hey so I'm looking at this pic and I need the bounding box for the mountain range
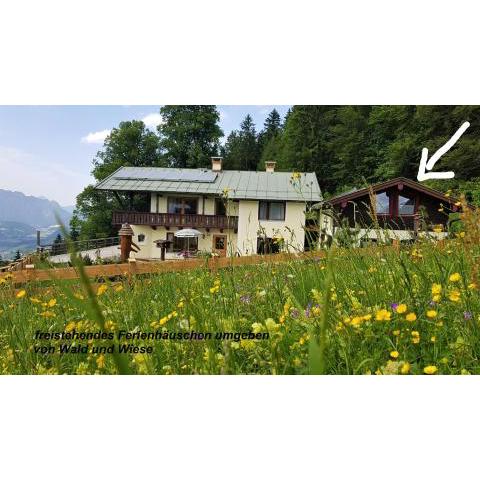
[0,190,73,259]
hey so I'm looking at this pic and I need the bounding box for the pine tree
[14,250,21,261]
[223,114,260,170]
[258,109,282,150]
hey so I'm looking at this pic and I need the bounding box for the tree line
[72,105,480,239]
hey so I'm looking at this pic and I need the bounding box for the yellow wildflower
[449,272,461,283]
[48,298,57,308]
[251,322,263,334]
[396,304,407,314]
[265,318,279,332]
[426,310,437,318]
[96,284,108,296]
[448,290,461,302]
[411,331,420,344]
[405,312,417,322]
[65,321,76,333]
[16,290,26,299]
[375,309,391,321]
[96,354,105,369]
[423,365,438,375]
[393,330,400,336]
[432,294,442,302]
[114,284,123,292]
[390,350,399,359]
[104,320,116,331]
[400,362,411,374]
[430,336,436,343]
[431,283,442,295]
[433,225,443,233]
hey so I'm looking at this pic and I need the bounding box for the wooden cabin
[316,177,465,246]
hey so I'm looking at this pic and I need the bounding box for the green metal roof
[95,167,322,202]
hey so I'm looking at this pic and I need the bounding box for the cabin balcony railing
[375,214,420,231]
[112,211,238,230]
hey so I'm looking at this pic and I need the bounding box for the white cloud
[141,112,164,129]
[81,129,111,144]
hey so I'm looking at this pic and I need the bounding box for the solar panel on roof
[114,169,218,183]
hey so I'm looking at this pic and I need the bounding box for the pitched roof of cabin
[95,167,322,202]
[322,177,462,206]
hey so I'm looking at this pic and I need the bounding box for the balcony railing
[112,211,238,230]
[375,214,420,231]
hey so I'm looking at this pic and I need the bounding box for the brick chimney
[265,161,276,173]
[211,157,223,172]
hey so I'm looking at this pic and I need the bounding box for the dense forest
[73,105,480,238]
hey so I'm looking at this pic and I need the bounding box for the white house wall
[136,195,306,258]
[236,201,306,255]
[130,225,238,259]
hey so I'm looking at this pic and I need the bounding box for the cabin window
[376,192,390,214]
[167,197,198,215]
[137,234,145,243]
[398,194,415,215]
[259,201,286,221]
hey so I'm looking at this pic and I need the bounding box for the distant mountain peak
[0,189,72,228]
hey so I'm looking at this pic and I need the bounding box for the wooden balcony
[112,211,238,230]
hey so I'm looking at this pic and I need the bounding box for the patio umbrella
[174,228,202,256]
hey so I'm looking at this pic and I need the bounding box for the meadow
[1,222,479,375]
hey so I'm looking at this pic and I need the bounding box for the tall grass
[1,228,479,374]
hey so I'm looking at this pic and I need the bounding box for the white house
[95,158,322,259]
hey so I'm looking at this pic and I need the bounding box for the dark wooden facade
[327,178,462,231]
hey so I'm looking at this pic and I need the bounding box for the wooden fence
[0,251,328,285]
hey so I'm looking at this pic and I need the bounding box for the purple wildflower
[240,294,251,305]
[464,311,473,320]
[391,303,398,311]
[305,302,312,318]
[291,308,300,319]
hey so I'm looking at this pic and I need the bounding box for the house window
[398,194,415,215]
[258,201,286,221]
[137,234,145,243]
[167,197,198,215]
[165,231,198,252]
[214,236,226,250]
[376,192,390,214]
[215,198,226,216]
[257,237,281,254]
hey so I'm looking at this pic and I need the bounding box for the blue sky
[0,105,290,205]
